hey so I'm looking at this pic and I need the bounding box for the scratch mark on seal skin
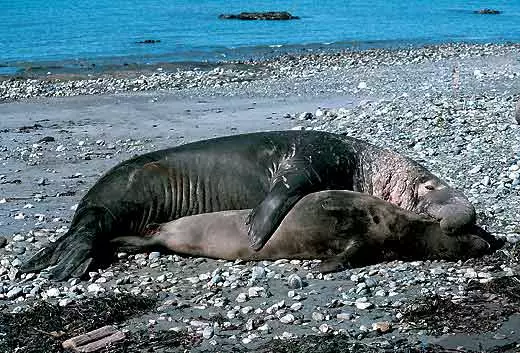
[288,143,297,159]
[268,161,278,180]
[280,176,291,189]
[126,169,138,190]
[268,144,296,180]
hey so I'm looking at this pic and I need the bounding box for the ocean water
[1,0,520,74]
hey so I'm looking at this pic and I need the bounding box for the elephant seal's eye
[425,185,435,190]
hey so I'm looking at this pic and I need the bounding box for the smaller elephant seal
[112,190,499,273]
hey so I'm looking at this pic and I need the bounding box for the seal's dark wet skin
[21,131,479,280]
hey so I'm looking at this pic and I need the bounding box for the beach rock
[312,311,324,321]
[287,274,303,289]
[37,136,55,143]
[46,288,60,297]
[202,326,214,339]
[218,12,300,20]
[6,287,23,299]
[355,301,373,310]
[0,236,7,248]
[319,324,330,333]
[280,314,295,324]
[372,321,391,333]
[515,99,520,124]
[337,312,353,320]
[290,302,302,311]
[37,177,49,186]
[298,112,314,120]
[251,266,266,280]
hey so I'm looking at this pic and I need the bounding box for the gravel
[1,42,520,352]
[1,42,519,102]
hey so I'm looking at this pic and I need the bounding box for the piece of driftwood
[62,325,125,352]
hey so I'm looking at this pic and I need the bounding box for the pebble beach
[1,43,520,352]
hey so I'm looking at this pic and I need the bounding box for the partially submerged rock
[218,11,300,20]
[474,9,501,15]
[136,39,161,44]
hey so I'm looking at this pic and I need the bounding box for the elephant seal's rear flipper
[20,229,96,281]
[20,206,114,281]
[110,235,161,253]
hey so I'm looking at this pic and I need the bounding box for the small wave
[268,44,284,48]
[0,66,22,76]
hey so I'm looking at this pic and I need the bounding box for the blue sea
[1,0,520,75]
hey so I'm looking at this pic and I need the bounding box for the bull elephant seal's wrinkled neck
[347,137,476,233]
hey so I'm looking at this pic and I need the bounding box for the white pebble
[290,302,302,311]
[46,288,60,297]
[87,283,104,293]
[236,293,248,303]
[355,301,373,310]
[202,326,214,339]
[279,314,295,324]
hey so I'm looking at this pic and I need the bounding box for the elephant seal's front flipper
[317,239,361,273]
[466,224,505,251]
[247,155,322,250]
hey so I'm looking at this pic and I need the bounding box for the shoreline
[3,39,519,77]
[1,42,520,103]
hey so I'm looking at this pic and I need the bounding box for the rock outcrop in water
[136,39,161,44]
[218,11,300,20]
[474,9,501,15]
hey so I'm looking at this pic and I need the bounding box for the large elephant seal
[21,130,477,280]
[112,191,498,272]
